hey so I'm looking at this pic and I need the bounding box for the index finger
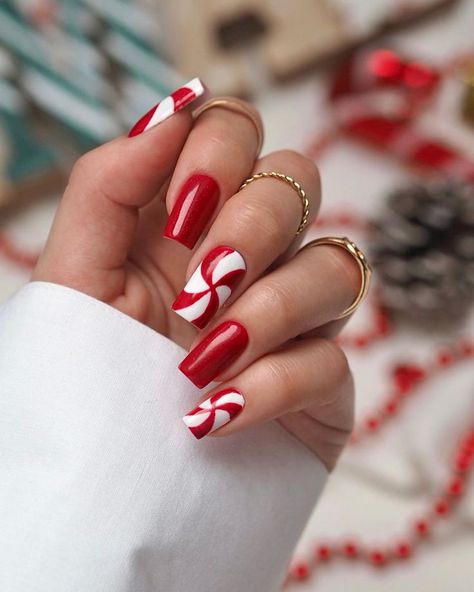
[33,86,200,299]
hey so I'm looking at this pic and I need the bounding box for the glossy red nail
[179,321,249,388]
[163,174,220,249]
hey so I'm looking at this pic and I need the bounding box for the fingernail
[163,174,220,248]
[128,77,205,137]
[179,321,249,388]
[183,388,245,439]
[172,246,246,328]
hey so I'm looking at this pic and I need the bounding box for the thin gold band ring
[301,236,372,319]
[193,97,264,155]
[238,171,310,235]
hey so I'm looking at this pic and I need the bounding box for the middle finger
[171,150,321,329]
[162,98,263,249]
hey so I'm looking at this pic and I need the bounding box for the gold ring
[238,171,310,235]
[193,97,264,155]
[301,236,372,319]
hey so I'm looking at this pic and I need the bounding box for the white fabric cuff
[0,282,327,591]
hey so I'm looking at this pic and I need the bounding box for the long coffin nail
[163,174,220,248]
[179,321,249,388]
[128,77,204,137]
[183,388,245,439]
[172,246,246,328]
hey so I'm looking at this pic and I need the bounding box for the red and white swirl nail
[128,77,205,137]
[172,246,246,328]
[182,388,245,439]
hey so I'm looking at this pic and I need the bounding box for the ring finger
[178,240,361,388]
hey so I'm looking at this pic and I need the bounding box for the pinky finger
[181,338,354,465]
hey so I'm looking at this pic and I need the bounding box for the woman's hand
[33,87,360,470]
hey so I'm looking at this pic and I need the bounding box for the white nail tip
[211,250,246,284]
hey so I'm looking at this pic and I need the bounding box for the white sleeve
[0,281,327,592]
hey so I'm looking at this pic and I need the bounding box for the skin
[33,101,361,471]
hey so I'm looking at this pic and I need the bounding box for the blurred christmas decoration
[327,47,474,182]
[162,0,458,96]
[286,203,474,587]
[371,182,474,324]
[0,0,182,217]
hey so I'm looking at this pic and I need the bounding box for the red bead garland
[289,211,473,586]
[287,423,474,584]
[350,340,472,445]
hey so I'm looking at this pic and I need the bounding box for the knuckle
[69,148,118,204]
[70,151,95,183]
[326,246,361,302]
[317,339,351,385]
[254,280,297,326]
[264,357,299,396]
[69,148,107,192]
[274,149,320,184]
[235,99,261,121]
[225,198,287,243]
[269,149,321,211]
[207,133,235,156]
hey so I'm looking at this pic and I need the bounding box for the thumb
[34,106,194,298]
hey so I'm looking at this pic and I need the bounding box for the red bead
[458,340,474,357]
[462,433,474,452]
[384,400,399,415]
[365,417,380,432]
[376,315,391,336]
[355,336,369,349]
[394,541,412,559]
[393,367,414,394]
[342,540,358,558]
[291,562,310,580]
[455,456,471,473]
[414,519,430,536]
[403,62,438,89]
[336,213,354,226]
[447,476,465,497]
[369,549,387,566]
[315,216,326,227]
[437,351,454,367]
[455,450,473,473]
[316,545,332,561]
[369,49,402,80]
[433,499,450,517]
[393,364,426,395]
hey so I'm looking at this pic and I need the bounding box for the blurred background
[1,1,473,590]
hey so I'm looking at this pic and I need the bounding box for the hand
[33,88,360,470]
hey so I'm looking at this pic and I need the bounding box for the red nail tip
[163,174,220,249]
[179,321,249,388]
[127,77,204,137]
[128,105,156,137]
[182,388,245,439]
[172,246,246,328]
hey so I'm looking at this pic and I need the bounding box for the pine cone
[371,182,474,324]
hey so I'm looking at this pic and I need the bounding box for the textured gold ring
[238,171,310,235]
[193,97,264,155]
[301,236,372,319]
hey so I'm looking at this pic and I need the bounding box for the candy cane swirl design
[183,389,245,439]
[172,246,246,328]
[128,77,205,137]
